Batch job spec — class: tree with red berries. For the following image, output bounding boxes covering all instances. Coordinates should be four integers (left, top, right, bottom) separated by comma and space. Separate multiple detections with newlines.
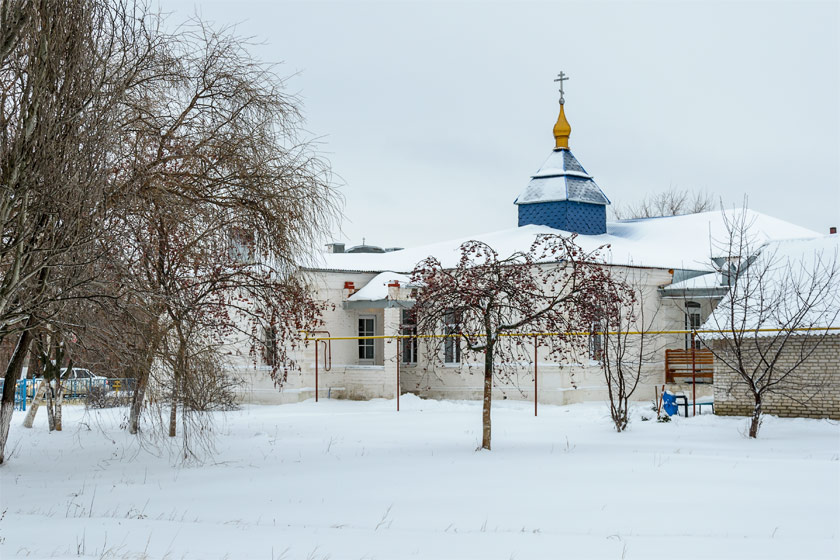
411, 234, 625, 450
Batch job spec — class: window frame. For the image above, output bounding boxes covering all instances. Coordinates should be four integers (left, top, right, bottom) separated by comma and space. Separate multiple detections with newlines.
261, 324, 277, 366
358, 315, 376, 363
400, 309, 418, 365
228, 227, 255, 264
685, 301, 702, 349
588, 320, 605, 363
443, 310, 461, 365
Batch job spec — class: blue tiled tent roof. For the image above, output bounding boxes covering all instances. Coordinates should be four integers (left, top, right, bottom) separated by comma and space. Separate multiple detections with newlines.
514, 149, 610, 206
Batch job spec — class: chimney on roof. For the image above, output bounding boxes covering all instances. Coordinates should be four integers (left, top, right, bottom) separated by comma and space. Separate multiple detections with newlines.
830, 227, 837, 235
326, 242, 345, 253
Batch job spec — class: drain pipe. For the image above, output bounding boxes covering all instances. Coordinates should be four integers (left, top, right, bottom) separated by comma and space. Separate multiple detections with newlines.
396, 338, 400, 412
304, 330, 331, 402
534, 335, 538, 417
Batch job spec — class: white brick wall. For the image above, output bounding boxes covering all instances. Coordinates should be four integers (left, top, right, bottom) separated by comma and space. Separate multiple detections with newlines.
713, 334, 840, 419
238, 266, 722, 407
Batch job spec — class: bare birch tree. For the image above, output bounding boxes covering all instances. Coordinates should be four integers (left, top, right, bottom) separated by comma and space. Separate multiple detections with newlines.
580, 269, 662, 431
699, 209, 840, 437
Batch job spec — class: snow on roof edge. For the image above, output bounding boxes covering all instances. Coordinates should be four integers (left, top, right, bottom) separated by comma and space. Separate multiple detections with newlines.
347, 271, 413, 302
311, 210, 821, 275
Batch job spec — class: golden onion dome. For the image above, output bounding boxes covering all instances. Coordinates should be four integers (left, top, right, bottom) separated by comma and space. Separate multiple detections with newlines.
553, 102, 571, 150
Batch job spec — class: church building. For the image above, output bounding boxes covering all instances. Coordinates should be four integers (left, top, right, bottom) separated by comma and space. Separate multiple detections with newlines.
232, 76, 827, 412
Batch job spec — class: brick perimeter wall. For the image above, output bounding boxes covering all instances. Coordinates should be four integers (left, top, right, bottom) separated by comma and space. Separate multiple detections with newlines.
713, 334, 840, 419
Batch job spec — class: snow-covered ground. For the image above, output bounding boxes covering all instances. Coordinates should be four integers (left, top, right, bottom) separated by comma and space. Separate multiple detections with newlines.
1, 396, 838, 559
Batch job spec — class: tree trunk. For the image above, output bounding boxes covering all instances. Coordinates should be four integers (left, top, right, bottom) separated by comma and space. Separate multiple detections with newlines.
0, 324, 34, 463
749, 393, 762, 438
615, 396, 628, 433
45, 387, 56, 432
22, 380, 47, 428
129, 316, 164, 435
54, 385, 63, 431
128, 367, 149, 435
169, 330, 189, 438
481, 342, 493, 451
169, 377, 177, 437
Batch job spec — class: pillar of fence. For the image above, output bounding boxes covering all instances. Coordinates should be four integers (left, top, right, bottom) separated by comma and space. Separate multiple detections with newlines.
692, 332, 697, 416
383, 306, 402, 411
17, 378, 27, 412
534, 335, 538, 417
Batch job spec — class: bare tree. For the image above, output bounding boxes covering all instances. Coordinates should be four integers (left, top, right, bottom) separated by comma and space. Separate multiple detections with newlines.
612, 186, 714, 220
699, 209, 839, 437
580, 269, 662, 431
179, 350, 242, 412
411, 235, 622, 450
109, 20, 337, 442
0, 3, 339, 462
20, 328, 69, 431
0, 0, 154, 462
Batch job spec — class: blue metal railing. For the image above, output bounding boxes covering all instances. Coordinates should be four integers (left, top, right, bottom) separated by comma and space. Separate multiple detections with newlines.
0, 378, 137, 411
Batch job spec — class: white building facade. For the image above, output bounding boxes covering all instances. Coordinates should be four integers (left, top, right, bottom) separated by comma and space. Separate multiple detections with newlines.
232, 91, 823, 407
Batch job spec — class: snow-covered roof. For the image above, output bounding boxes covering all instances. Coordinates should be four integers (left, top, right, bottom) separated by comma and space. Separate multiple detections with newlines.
701, 235, 840, 339
514, 149, 610, 206
660, 271, 732, 300
313, 209, 820, 275
665, 272, 720, 291
347, 272, 412, 302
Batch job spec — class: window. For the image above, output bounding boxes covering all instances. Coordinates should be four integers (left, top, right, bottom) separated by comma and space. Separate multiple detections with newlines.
63, 368, 91, 380
444, 310, 461, 364
261, 325, 277, 366
228, 227, 254, 264
588, 320, 605, 362
358, 316, 375, 362
685, 302, 702, 349
401, 309, 417, 364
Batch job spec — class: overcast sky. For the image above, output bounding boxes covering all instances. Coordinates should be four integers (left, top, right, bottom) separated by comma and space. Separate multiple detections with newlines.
167, 0, 839, 249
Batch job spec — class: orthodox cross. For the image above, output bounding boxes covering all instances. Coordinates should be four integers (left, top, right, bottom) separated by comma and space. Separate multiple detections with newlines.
554, 71, 569, 104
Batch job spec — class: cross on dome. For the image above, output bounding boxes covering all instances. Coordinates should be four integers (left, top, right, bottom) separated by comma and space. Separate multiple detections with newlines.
554, 71, 569, 105
552, 72, 572, 149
